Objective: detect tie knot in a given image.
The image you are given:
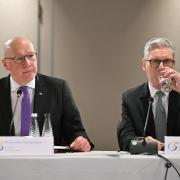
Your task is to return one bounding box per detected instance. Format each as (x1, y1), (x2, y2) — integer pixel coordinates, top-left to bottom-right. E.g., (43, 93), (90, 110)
(156, 91), (165, 98)
(20, 86), (28, 94)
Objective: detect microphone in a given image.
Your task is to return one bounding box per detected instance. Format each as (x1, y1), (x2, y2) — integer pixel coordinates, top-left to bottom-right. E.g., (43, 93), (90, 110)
(130, 97), (158, 154)
(142, 97), (154, 145)
(9, 88), (22, 135)
(17, 89), (22, 97)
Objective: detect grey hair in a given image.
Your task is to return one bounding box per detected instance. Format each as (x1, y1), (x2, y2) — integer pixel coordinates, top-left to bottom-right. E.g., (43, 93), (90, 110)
(143, 38), (175, 60)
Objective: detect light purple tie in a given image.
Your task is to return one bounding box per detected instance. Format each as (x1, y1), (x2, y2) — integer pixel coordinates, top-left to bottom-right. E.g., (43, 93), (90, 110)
(21, 86), (31, 136)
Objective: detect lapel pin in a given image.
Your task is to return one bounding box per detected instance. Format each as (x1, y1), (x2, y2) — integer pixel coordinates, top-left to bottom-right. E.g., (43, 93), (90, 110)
(39, 92), (43, 96)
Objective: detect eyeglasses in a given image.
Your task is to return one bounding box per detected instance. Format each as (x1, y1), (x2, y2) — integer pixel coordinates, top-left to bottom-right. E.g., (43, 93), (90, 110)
(147, 59), (175, 68)
(4, 52), (37, 64)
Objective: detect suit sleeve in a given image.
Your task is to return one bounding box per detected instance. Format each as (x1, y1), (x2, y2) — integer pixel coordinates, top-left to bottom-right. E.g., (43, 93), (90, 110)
(61, 80), (94, 148)
(117, 93), (140, 151)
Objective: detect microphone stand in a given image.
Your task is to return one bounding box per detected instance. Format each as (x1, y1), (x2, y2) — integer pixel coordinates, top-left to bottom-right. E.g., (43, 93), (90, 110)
(9, 89), (22, 135)
(130, 97), (158, 154)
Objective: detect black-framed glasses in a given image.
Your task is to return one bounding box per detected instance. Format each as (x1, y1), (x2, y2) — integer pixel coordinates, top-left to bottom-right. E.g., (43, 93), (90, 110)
(4, 52), (37, 64)
(147, 59), (175, 68)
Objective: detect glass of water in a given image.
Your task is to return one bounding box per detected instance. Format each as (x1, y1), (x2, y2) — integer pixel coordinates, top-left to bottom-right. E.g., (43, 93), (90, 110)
(159, 76), (172, 93)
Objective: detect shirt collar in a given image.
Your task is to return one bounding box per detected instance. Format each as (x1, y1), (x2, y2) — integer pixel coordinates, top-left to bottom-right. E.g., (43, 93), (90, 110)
(148, 82), (169, 98)
(10, 76), (35, 92)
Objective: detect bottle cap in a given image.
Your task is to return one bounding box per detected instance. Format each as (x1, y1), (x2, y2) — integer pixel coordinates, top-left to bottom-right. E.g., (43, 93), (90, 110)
(44, 113), (51, 118)
(31, 113), (38, 117)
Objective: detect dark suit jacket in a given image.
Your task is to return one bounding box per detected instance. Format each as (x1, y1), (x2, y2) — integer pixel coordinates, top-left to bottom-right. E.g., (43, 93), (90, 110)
(0, 74), (93, 147)
(117, 82), (180, 151)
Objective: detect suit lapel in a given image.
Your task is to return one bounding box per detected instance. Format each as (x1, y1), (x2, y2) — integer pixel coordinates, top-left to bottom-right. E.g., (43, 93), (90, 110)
(167, 90), (180, 135)
(139, 83), (155, 137)
(33, 74), (49, 131)
(139, 83), (150, 122)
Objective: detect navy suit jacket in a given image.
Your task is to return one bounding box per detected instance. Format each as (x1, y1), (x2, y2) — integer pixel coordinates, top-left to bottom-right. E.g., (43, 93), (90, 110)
(0, 74), (93, 147)
(117, 82), (180, 151)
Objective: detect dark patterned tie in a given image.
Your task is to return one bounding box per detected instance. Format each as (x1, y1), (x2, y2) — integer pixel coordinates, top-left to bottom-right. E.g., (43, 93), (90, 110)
(154, 91), (167, 142)
(21, 86), (31, 136)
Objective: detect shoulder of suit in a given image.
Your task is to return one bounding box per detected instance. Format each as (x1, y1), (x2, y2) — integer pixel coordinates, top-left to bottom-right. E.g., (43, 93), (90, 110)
(123, 82), (147, 97)
(0, 75), (9, 81)
(37, 73), (67, 84)
(171, 89), (180, 97)
(121, 83), (148, 104)
(0, 75), (10, 86)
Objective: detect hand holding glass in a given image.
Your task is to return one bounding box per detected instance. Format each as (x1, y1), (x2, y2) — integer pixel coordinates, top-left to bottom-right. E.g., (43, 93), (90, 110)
(158, 75), (172, 93)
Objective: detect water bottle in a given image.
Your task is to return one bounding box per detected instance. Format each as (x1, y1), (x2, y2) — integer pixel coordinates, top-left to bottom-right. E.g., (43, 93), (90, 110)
(29, 113), (40, 137)
(42, 113), (53, 137)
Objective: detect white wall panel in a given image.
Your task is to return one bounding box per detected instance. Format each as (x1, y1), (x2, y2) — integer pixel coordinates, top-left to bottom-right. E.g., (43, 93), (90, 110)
(40, 0), (180, 150)
(0, 0), (38, 77)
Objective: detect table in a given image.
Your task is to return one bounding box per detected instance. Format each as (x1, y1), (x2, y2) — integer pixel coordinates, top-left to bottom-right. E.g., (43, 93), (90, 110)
(0, 151), (180, 180)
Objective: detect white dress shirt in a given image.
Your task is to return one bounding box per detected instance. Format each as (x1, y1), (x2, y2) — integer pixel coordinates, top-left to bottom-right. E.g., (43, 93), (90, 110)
(10, 76), (35, 136)
(148, 82), (169, 122)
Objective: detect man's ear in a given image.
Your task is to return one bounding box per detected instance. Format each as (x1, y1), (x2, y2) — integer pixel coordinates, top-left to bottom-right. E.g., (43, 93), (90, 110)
(141, 59), (146, 71)
(2, 59), (10, 71)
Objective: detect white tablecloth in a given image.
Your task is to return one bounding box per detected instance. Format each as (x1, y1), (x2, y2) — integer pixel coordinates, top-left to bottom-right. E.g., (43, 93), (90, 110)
(0, 151), (180, 180)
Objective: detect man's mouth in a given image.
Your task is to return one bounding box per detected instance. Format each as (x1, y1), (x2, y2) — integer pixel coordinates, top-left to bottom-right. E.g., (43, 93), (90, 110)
(23, 69), (32, 74)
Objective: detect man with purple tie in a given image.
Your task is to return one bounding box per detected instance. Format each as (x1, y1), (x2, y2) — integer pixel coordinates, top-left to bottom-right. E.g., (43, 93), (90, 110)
(0, 37), (93, 152)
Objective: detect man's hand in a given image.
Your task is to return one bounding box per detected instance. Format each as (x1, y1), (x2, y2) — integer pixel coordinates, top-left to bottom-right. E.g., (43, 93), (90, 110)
(159, 67), (180, 93)
(145, 136), (164, 151)
(70, 136), (91, 152)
